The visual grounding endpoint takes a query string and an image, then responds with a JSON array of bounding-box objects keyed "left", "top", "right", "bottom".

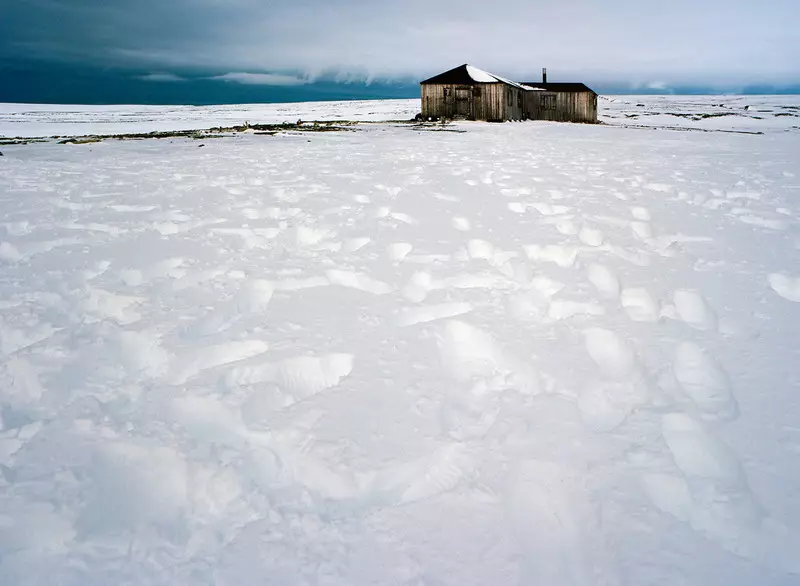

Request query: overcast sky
[{"left": 1, "top": 0, "right": 798, "bottom": 101}]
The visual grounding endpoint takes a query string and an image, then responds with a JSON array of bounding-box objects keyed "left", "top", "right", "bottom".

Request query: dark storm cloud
[{"left": 2, "top": 0, "right": 798, "bottom": 87}]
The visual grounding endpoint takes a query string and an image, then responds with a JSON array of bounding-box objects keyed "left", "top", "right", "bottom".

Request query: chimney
[{"left": 542, "top": 67, "right": 547, "bottom": 83}]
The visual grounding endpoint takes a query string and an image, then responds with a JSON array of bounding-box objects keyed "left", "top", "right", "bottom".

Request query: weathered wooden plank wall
[
  {"left": 422, "top": 83, "right": 597, "bottom": 123},
  {"left": 421, "top": 83, "right": 517, "bottom": 122},
  {"left": 523, "top": 91, "right": 597, "bottom": 122},
  {"left": 506, "top": 87, "right": 525, "bottom": 121}
]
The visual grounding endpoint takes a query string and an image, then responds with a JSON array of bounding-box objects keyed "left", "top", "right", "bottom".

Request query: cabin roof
[
  {"left": 519, "top": 82, "right": 596, "bottom": 94},
  {"left": 421, "top": 64, "right": 529, "bottom": 91}
]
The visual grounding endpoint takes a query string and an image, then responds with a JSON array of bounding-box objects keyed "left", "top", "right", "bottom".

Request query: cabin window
[
  {"left": 507, "top": 91, "right": 513, "bottom": 106},
  {"left": 541, "top": 94, "right": 557, "bottom": 110},
  {"left": 473, "top": 86, "right": 481, "bottom": 97},
  {"left": 443, "top": 88, "right": 448, "bottom": 98},
  {"left": 517, "top": 92, "right": 522, "bottom": 108}
]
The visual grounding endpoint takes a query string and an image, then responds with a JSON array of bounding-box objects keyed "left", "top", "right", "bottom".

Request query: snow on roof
[
  {"left": 421, "top": 64, "right": 531, "bottom": 90},
  {"left": 464, "top": 65, "right": 497, "bottom": 83},
  {"left": 466, "top": 65, "right": 529, "bottom": 90}
]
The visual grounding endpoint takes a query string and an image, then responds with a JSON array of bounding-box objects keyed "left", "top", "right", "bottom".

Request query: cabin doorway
[{"left": 455, "top": 88, "right": 471, "bottom": 118}]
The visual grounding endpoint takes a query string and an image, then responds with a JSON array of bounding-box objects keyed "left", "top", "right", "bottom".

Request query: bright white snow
[
  {"left": 0, "top": 96, "right": 799, "bottom": 585},
  {"left": 465, "top": 65, "right": 499, "bottom": 83},
  {"left": 2, "top": 94, "right": 800, "bottom": 138},
  {"left": 0, "top": 99, "right": 420, "bottom": 138}
]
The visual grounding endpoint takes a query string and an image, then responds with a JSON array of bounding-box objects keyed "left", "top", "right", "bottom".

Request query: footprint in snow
[
  {"left": 630, "top": 221, "right": 653, "bottom": 241},
  {"left": 630, "top": 206, "right": 652, "bottom": 221},
  {"left": 672, "top": 342, "right": 738, "bottom": 422},
  {"left": 548, "top": 299, "right": 605, "bottom": 322},
  {"left": 620, "top": 287, "right": 660, "bottom": 322},
  {"left": 661, "top": 412, "right": 749, "bottom": 494},
  {"left": 672, "top": 289, "right": 718, "bottom": 331},
  {"left": 586, "top": 263, "right": 621, "bottom": 300},
  {"left": 523, "top": 244, "right": 578, "bottom": 268},
  {"left": 650, "top": 413, "right": 800, "bottom": 575},
  {"left": 578, "top": 377, "right": 656, "bottom": 433},
  {"left": 504, "top": 460, "right": 620, "bottom": 586},
  {"left": 225, "top": 353, "right": 354, "bottom": 400},
  {"left": 436, "top": 320, "right": 540, "bottom": 394},
  {"left": 583, "top": 328, "right": 641, "bottom": 379},
  {"left": 364, "top": 443, "right": 474, "bottom": 506},
  {"left": 579, "top": 226, "right": 604, "bottom": 247}
]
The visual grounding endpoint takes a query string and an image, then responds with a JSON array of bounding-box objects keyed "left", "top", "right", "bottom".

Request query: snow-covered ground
[
  {"left": 2, "top": 94, "right": 799, "bottom": 138},
  {"left": 602, "top": 95, "right": 800, "bottom": 134},
  {"left": 1, "top": 97, "right": 800, "bottom": 585},
  {"left": 0, "top": 99, "right": 420, "bottom": 138}
]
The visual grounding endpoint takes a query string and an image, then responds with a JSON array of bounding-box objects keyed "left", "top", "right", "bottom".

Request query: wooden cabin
[
  {"left": 420, "top": 64, "right": 598, "bottom": 123},
  {"left": 520, "top": 69, "right": 597, "bottom": 123},
  {"left": 420, "top": 64, "right": 528, "bottom": 122}
]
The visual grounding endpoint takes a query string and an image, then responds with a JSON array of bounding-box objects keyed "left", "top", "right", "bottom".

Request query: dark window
[
  {"left": 507, "top": 91, "right": 513, "bottom": 106},
  {"left": 541, "top": 94, "right": 557, "bottom": 110},
  {"left": 473, "top": 86, "right": 481, "bottom": 97},
  {"left": 518, "top": 92, "right": 522, "bottom": 108},
  {"left": 443, "top": 88, "right": 448, "bottom": 98}
]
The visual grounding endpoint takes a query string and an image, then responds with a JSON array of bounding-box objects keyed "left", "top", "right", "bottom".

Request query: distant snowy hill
[{"left": 0, "top": 96, "right": 799, "bottom": 585}]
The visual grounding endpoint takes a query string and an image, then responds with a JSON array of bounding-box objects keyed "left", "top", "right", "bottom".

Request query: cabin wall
[
  {"left": 524, "top": 91, "right": 597, "bottom": 123},
  {"left": 422, "top": 83, "right": 598, "bottom": 123},
  {"left": 421, "top": 83, "right": 515, "bottom": 121},
  {"left": 474, "top": 83, "right": 507, "bottom": 121},
  {"left": 503, "top": 86, "right": 525, "bottom": 121}
]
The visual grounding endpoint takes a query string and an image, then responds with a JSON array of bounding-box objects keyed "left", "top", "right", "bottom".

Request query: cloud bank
[
  {"left": 139, "top": 73, "right": 187, "bottom": 83},
  {"left": 208, "top": 73, "right": 309, "bottom": 86},
  {"left": 2, "top": 0, "right": 798, "bottom": 87}
]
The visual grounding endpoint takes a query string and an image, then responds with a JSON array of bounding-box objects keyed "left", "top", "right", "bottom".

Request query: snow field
[
  {"left": 0, "top": 103, "right": 800, "bottom": 585},
  {"left": 3, "top": 94, "right": 800, "bottom": 139}
]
